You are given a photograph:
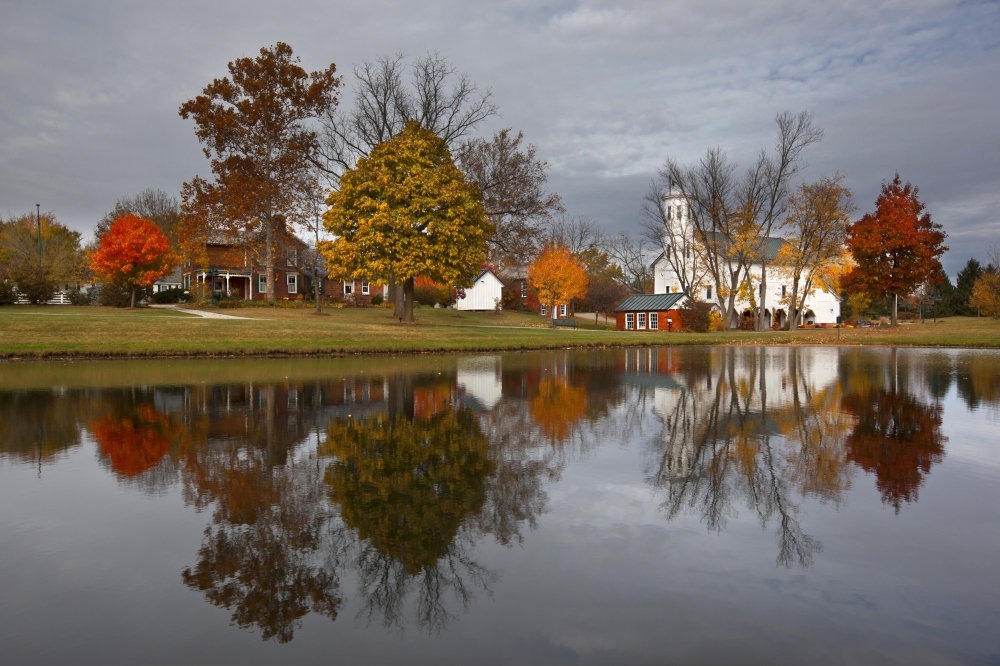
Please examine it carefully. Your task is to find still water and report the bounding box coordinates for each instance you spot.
[1,348,998,665]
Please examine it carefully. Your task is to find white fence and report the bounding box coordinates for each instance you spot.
[16,291,73,305]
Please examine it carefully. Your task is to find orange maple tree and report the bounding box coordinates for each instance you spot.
[843,174,947,325]
[91,213,177,307]
[528,243,588,326]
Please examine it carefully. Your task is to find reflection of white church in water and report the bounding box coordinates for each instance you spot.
[624,347,842,481]
[651,189,841,328]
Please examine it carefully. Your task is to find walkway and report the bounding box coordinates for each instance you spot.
[149,305,256,320]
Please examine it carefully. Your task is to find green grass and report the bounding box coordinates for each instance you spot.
[0,305,997,359]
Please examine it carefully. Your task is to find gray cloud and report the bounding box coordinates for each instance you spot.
[1,0,996,274]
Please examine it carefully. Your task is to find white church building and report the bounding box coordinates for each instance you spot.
[651,190,840,328]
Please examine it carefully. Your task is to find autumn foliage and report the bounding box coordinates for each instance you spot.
[528,244,588,324]
[91,213,177,307]
[844,174,947,325]
[90,406,173,478]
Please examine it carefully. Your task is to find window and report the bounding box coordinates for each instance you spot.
[361,279,370,295]
[541,305,548,316]
[286,248,298,266]
[782,285,787,297]
[706,286,712,300]
[343,280,352,294]
[637,312,646,329]
[286,274,298,294]
[666,206,672,221]
[625,313,635,330]
[521,281,527,298]
[183,274,190,289]
[650,313,659,330]
[559,304,567,317]
[676,205,683,220]
[258,274,267,294]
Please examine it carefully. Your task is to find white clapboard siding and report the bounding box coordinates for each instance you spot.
[454,270,504,311]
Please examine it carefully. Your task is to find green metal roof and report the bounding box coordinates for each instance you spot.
[613,292,687,312]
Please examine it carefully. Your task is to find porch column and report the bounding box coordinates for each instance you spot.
[225,273,230,296]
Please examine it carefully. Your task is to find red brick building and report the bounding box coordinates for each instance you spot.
[613,293,686,331]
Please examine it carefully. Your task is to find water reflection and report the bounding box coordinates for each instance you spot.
[1,348,996,642]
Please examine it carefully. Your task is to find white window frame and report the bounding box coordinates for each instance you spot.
[706,287,712,300]
[521,281,527,298]
[361,279,370,295]
[649,312,659,330]
[637,312,646,330]
[286,273,298,294]
[258,274,267,294]
[540,305,548,317]
[559,304,567,317]
[343,280,352,294]
[625,313,635,330]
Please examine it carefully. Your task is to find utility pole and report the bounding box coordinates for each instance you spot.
[36,204,41,269]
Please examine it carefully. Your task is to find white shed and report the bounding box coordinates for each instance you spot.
[454,269,504,311]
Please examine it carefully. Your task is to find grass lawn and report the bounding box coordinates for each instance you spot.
[0,304,997,359]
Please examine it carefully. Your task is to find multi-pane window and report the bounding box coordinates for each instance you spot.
[521,281,527,298]
[625,313,635,330]
[637,312,647,329]
[343,280,352,294]
[286,274,298,294]
[361,279,370,295]
[258,274,267,294]
[559,304,567,317]
[706,286,712,300]
[649,313,659,330]
[541,305,548,317]
[286,248,297,266]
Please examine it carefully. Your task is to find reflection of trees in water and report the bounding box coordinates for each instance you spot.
[0,390,84,466]
[955,351,1000,414]
[90,405,176,478]
[647,347,958,564]
[839,349,948,513]
[646,348,847,567]
[180,450,340,643]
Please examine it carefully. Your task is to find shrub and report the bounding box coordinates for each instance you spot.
[216,299,244,309]
[11,269,57,304]
[151,288,190,304]
[97,282,151,308]
[0,280,15,305]
[68,289,93,306]
[370,294,383,306]
[679,300,714,332]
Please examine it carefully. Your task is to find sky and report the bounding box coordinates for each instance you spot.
[1,0,998,276]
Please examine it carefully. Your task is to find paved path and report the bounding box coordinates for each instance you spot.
[149,305,257,320]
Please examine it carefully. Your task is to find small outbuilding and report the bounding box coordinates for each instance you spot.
[454,268,505,311]
[613,292,687,331]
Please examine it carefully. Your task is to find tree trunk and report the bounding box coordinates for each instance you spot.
[314,272,322,313]
[402,276,415,323]
[265,219,276,302]
[130,286,136,309]
[758,265,768,331]
[891,292,898,326]
[788,277,800,330]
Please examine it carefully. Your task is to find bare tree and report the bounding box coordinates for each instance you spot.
[96,188,182,251]
[318,52,498,182]
[547,214,603,257]
[457,129,563,268]
[605,232,654,293]
[657,112,821,328]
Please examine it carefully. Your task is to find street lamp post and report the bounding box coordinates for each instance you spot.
[35,204,41,269]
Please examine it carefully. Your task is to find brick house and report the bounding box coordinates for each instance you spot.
[613,293,686,331]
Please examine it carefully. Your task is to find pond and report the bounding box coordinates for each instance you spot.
[1,348,998,665]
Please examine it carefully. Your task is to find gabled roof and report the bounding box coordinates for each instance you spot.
[613,292,687,312]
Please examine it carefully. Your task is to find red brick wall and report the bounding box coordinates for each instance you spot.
[616,309,683,331]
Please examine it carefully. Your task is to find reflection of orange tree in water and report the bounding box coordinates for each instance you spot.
[530,376,589,443]
[322,406,497,630]
[90,405,175,478]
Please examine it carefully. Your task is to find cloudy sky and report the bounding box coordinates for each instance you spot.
[2,0,997,275]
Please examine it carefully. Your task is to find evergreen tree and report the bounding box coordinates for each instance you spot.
[952,258,983,316]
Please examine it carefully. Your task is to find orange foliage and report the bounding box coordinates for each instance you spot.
[91,213,177,289]
[528,244,588,315]
[529,375,589,442]
[413,385,452,420]
[91,406,172,477]
[843,390,946,512]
